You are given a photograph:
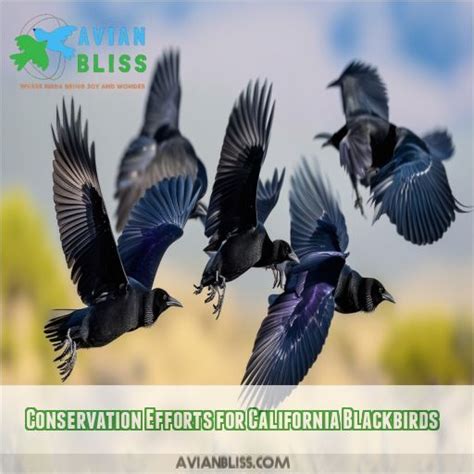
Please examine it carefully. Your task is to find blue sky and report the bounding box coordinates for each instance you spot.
[76,1,473,78]
[2,1,472,314]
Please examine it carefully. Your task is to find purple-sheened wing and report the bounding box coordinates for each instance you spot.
[241,265,340,407]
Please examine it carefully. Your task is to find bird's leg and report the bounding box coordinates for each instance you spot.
[271,264,282,289]
[350,174,365,217]
[205,285,216,303]
[277,266,285,289]
[212,274,226,320]
[193,283,204,295]
[55,328,77,382]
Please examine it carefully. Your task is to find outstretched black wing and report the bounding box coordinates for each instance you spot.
[290,158,349,259]
[241,159,348,407]
[331,61,389,122]
[52,100,128,306]
[205,81,274,249]
[256,168,285,224]
[118,176,201,289]
[370,128,467,245]
[141,48,181,137]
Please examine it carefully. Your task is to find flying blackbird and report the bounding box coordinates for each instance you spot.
[115,48,207,231]
[315,61,469,245]
[44,100,200,382]
[194,81,299,318]
[241,158,394,406]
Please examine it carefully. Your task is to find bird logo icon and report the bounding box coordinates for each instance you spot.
[33,25,77,60]
[10,22,77,71]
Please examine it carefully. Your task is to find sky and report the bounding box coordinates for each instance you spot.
[1,1,472,317]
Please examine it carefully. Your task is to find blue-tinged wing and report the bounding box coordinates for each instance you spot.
[370,128,467,245]
[118,176,200,288]
[290,157,349,259]
[422,129,454,161]
[256,168,285,224]
[331,61,389,121]
[241,253,345,407]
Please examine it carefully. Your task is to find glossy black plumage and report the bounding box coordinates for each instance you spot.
[241,158,394,406]
[195,81,297,318]
[115,49,207,231]
[316,60,469,245]
[46,100,191,382]
[52,100,128,306]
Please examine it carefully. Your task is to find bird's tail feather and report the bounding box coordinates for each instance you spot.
[9,52,29,70]
[44,310,78,382]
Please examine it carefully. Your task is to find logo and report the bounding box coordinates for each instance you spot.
[10,14,148,81]
[10,14,76,80]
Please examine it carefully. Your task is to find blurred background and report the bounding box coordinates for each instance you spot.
[1,1,472,385]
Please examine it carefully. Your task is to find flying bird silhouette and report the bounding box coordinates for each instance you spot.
[115,49,207,231]
[194,81,298,318]
[241,158,394,407]
[9,35,49,70]
[33,25,77,59]
[44,100,199,382]
[315,61,469,245]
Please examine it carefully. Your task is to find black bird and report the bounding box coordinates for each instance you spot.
[315,60,469,245]
[44,100,200,382]
[115,48,207,231]
[194,81,298,318]
[241,158,395,406]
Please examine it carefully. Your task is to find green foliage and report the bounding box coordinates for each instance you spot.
[381,315,473,384]
[1,189,72,307]
[1,189,75,382]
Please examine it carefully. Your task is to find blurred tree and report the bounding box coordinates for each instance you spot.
[381,314,473,384]
[1,189,76,382]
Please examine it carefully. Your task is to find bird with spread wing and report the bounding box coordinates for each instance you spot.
[241,158,395,407]
[115,49,207,231]
[315,61,469,245]
[194,81,298,318]
[44,100,199,382]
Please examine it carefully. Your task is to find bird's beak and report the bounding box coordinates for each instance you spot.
[382,291,396,304]
[327,78,340,88]
[288,251,300,264]
[166,296,183,308]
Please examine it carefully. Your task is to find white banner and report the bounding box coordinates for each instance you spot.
[1,385,472,472]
